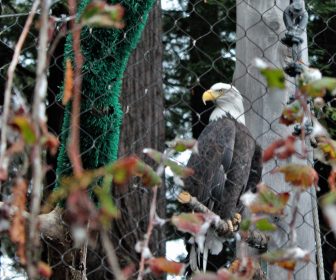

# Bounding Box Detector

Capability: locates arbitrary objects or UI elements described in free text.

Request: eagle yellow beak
[202,90,220,105]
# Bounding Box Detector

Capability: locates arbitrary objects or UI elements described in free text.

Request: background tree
[113,0,165,272]
[163,0,236,139]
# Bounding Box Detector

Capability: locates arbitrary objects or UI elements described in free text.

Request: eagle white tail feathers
[189,229,227,273]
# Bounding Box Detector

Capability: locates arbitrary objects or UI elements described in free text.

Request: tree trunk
[113,1,165,276]
[233,1,319,279]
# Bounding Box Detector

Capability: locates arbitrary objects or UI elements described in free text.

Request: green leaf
[166,138,197,152]
[260,68,286,90]
[255,218,277,231]
[135,159,162,187]
[240,219,251,231]
[320,191,336,207]
[261,247,310,271]
[94,175,119,227]
[143,148,194,178]
[302,77,336,97]
[10,116,36,144]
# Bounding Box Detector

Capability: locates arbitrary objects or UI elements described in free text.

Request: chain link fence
[0,0,336,279]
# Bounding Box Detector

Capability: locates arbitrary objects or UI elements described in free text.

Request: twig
[101,229,125,280]
[67,0,84,176]
[66,0,87,276]
[80,222,90,280]
[0,0,40,182]
[27,0,51,278]
[137,186,158,280]
[289,190,302,246]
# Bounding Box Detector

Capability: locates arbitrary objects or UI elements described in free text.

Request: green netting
[56,0,156,184]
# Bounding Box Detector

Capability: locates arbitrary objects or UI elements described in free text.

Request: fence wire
[0,0,336,279]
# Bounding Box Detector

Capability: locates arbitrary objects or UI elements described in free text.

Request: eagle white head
[202,82,245,124]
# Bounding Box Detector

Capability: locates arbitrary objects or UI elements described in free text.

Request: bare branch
[137,186,158,280]
[0,0,40,181]
[67,0,84,177]
[27,0,52,278]
[289,190,302,246]
[101,229,125,280]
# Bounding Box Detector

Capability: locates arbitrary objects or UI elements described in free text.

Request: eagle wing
[184,118,256,219]
[184,118,235,216]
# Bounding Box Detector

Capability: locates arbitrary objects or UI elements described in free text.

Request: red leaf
[171,213,211,235]
[121,263,136,279]
[273,164,318,188]
[38,261,53,278]
[262,136,296,162]
[42,133,60,155]
[109,156,161,187]
[66,190,99,228]
[111,156,138,185]
[146,257,185,276]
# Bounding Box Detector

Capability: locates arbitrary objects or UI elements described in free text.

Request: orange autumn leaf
[63,59,74,105]
[9,178,28,265]
[273,164,318,188]
[146,257,185,276]
[273,260,296,271]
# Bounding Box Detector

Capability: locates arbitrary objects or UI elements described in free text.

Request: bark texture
[113,1,165,276]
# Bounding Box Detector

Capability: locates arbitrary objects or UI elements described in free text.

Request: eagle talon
[233,213,241,224]
[226,219,234,232]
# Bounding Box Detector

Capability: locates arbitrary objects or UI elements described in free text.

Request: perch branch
[178,191,268,249]
[0,0,40,181]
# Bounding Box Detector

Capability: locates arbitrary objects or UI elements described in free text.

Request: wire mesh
[0,0,336,279]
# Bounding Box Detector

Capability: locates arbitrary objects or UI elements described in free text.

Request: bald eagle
[184,83,262,273]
